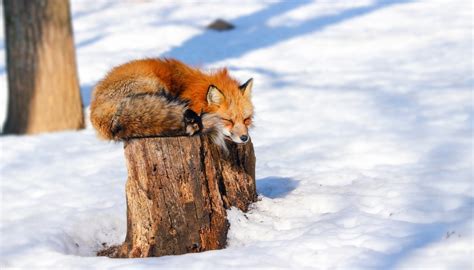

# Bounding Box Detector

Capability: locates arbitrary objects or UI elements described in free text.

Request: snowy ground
[1,0,472,269]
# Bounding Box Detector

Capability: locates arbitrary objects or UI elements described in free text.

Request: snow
[0,0,472,269]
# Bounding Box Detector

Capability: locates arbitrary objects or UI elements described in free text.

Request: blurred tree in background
[2,0,84,134]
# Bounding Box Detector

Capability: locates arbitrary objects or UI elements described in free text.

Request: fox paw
[183,109,203,136]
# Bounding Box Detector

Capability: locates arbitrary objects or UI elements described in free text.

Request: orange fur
[90,58,254,144]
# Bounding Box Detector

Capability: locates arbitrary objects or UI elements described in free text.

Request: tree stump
[108,135,256,258]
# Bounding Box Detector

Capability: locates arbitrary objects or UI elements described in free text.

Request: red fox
[90,58,254,146]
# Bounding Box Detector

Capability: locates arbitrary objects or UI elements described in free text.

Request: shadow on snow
[257,176,299,199]
[164,0,412,65]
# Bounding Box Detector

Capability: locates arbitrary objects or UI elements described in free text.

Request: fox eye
[222,118,234,125]
[244,118,252,126]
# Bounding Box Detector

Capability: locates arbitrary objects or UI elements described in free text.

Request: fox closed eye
[244,118,252,126]
[222,118,234,125]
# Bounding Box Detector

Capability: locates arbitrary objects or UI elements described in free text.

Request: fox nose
[240,135,249,142]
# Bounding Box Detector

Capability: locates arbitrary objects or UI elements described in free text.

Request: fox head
[206,78,254,144]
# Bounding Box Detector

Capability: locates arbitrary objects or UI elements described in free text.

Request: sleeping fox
[90,58,254,147]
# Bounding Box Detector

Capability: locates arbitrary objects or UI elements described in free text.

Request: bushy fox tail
[90,93,194,140]
[90,92,225,145]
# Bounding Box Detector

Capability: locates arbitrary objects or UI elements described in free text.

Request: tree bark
[102,135,256,258]
[3,0,84,134]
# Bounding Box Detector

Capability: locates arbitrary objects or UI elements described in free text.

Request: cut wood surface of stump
[107,135,256,258]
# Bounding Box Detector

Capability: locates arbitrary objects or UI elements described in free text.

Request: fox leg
[183,109,203,136]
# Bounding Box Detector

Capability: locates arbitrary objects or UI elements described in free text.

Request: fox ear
[239,78,253,97]
[207,85,224,105]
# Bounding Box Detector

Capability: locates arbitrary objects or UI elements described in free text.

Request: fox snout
[228,133,250,144]
[223,124,250,144]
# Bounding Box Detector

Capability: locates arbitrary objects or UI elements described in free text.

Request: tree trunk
[101,135,256,258]
[2,0,84,134]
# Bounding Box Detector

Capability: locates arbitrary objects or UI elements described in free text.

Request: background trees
[3,0,84,134]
